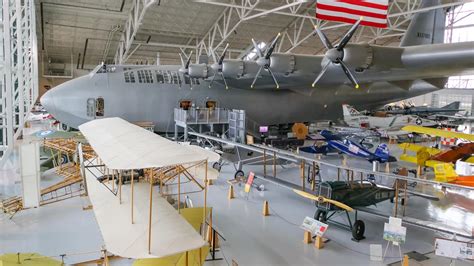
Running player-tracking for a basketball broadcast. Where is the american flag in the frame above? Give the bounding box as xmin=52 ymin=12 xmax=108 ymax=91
xmin=316 ymin=0 xmax=389 ymax=28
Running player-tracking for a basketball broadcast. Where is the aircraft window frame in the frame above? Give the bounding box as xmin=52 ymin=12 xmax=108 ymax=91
xmin=163 ymin=71 xmax=171 ymax=84
xmin=155 ymin=70 xmax=164 ymax=84
xmin=96 ymin=97 xmax=105 ymax=117
xmin=137 ymin=70 xmax=144 ymax=83
xmin=86 ymin=98 xmax=96 ymax=117
xmin=145 ymin=70 xmax=153 ymax=83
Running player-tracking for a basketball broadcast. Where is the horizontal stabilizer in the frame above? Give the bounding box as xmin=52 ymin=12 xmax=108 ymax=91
xmin=388 ymin=80 xmax=413 ymax=90
xmin=434 ymin=163 xmax=458 ymax=183
xmin=422 ymin=78 xmax=448 ymax=89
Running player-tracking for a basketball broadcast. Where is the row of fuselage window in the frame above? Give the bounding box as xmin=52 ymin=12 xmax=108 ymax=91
xmin=123 ymin=68 xmax=200 ymax=85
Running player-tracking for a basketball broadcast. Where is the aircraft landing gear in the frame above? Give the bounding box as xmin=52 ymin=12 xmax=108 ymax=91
xmin=234 ymin=170 xmax=245 ymax=180
xmin=314 ymin=209 xmax=327 ymax=222
xmin=212 ymin=162 xmax=222 ymax=171
xmin=352 ymin=220 xmax=365 ymax=241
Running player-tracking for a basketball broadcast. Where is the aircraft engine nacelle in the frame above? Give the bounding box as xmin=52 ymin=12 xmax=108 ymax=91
xmin=342 ymin=44 xmax=374 ymax=71
xmin=188 ymin=63 xmax=209 ymax=78
xmin=269 ymin=54 xmax=295 ymax=74
xmin=221 ymin=60 xmax=244 ymax=78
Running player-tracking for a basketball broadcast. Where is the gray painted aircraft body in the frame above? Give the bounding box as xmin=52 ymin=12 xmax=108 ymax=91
xmin=40 ymin=1 xmax=474 ymax=132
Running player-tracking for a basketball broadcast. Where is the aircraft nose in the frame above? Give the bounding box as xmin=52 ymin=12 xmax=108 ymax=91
xmin=40 ymin=89 xmax=56 ymax=115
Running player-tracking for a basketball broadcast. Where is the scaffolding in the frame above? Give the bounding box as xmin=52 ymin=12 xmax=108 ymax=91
xmin=174 ymin=108 xmax=244 ymax=141
xmin=0 ymin=0 xmax=39 ymax=164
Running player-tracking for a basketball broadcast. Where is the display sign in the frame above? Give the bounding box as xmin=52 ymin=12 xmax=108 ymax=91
xmin=259 ymin=126 xmax=269 ymax=133
xmin=300 ymin=216 xmax=328 ymax=237
xmin=383 ymin=217 xmax=406 ymax=244
xmin=35 ymin=129 xmax=54 ymax=138
xmin=244 ymin=172 xmax=255 ymax=193
xmin=435 ymin=238 xmax=474 ymax=260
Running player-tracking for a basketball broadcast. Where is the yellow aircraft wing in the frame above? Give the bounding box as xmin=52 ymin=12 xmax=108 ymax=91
xmin=402 ymin=125 xmax=474 ymax=141
xmin=399 ymin=154 xmax=442 ymax=168
xmin=398 ymin=143 xmax=441 ymax=155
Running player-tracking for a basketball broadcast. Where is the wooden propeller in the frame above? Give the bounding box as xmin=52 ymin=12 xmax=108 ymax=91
xmin=293 ymin=189 xmax=354 ymax=212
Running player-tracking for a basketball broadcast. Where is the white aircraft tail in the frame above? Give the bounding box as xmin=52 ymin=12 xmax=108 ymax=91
xmin=342 ymin=104 xmax=361 ymax=117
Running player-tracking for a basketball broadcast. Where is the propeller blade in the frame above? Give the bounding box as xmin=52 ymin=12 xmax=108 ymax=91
xmin=267 ymin=68 xmax=280 ymax=89
xmin=337 ymin=17 xmax=363 ymax=50
xmin=293 ymin=189 xmax=354 ymax=212
xmin=313 ymin=26 xmax=333 ymax=50
xmin=178 ymin=53 xmax=185 ymax=67
xmin=185 ymin=51 xmax=193 ymax=68
xmin=312 ymin=60 xmax=331 ymax=88
xmin=265 ymin=32 xmax=281 ymax=59
xmin=293 ymin=189 xmax=319 ymax=201
xmin=208 ymin=73 xmax=217 ymax=89
xmin=219 ymin=43 xmax=230 ymax=65
xmin=252 ymin=38 xmax=264 ymax=58
xmin=250 ymin=66 xmax=264 ymax=89
xmin=322 ymin=198 xmax=354 ymax=212
xmin=338 ymin=59 xmax=360 ymax=89
xmin=220 ymin=72 xmax=229 ymax=90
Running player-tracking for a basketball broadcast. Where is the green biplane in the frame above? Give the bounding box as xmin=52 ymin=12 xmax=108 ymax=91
xmin=295 ymin=180 xmax=395 ymax=241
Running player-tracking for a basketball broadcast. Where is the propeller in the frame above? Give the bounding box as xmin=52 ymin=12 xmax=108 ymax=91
xmin=209 ymin=43 xmax=230 ymax=89
xmin=293 ymin=189 xmax=354 ymax=212
xmin=179 ymin=51 xmax=194 ymax=88
xmin=178 ymin=50 xmax=193 ymax=75
xmin=250 ymin=32 xmax=281 ymax=89
xmin=312 ymin=18 xmax=363 ymax=89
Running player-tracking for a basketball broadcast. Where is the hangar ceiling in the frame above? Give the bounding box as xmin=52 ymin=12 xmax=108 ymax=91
xmin=37 ymin=0 xmax=464 ymax=76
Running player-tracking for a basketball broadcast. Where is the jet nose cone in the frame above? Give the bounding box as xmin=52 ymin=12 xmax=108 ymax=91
xmin=40 ymin=89 xmax=56 ymax=115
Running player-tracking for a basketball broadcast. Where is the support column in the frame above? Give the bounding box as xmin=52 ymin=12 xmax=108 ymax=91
xmin=148 ymin=168 xmax=153 ymax=254
xmin=131 ymin=169 xmax=134 ymax=224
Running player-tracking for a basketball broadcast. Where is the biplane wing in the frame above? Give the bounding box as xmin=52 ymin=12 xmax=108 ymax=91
xmin=399 ymin=143 xmax=441 ymax=155
xmin=402 ymin=125 xmax=474 ymax=141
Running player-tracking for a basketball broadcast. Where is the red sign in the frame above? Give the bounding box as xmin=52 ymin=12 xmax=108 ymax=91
xmin=244 ymin=172 xmax=255 ymax=193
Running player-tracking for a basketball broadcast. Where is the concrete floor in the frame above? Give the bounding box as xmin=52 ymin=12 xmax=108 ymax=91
xmin=0 ymin=121 xmax=473 ymax=265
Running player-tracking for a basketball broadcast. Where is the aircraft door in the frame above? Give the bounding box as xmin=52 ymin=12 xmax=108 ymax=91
xmin=87 ymin=98 xmax=96 ymax=118
xmin=206 ymin=100 xmax=217 ymax=110
xmin=179 ymin=100 xmax=192 ymax=110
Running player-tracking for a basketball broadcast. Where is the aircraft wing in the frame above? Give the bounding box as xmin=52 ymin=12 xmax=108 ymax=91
xmin=399 ymin=143 xmax=441 ymax=155
xmin=399 ymin=154 xmax=442 ymax=168
xmin=402 ymin=125 xmax=474 ymax=141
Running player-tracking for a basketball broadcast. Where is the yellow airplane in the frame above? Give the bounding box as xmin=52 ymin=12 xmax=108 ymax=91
xmin=433 ymin=163 xmax=474 ymax=187
xmin=400 ymin=126 xmax=474 ymax=167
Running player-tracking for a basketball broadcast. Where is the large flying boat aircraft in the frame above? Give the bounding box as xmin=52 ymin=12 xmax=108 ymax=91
xmin=40 ymin=1 xmax=474 ymax=132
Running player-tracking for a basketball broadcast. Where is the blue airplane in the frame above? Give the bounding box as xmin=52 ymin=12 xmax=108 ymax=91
xmin=300 ymin=130 xmax=396 ymax=163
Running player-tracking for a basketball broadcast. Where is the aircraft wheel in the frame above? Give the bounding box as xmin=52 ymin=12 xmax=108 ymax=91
xmin=352 ymin=220 xmax=365 ymax=240
xmin=314 ymin=209 xmax=327 ymax=222
xmin=234 ymin=170 xmax=244 ymax=180
xmin=212 ymin=162 xmax=221 ymax=171
xmin=60 ymin=154 xmax=69 ymax=165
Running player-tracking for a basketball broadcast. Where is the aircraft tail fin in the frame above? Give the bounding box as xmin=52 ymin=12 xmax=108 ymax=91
xmin=434 ymin=163 xmax=458 ymax=182
xmin=375 ymin=143 xmax=390 ymax=161
xmin=400 ymin=0 xmax=447 ymax=47
xmin=441 ymin=101 xmax=461 ymax=110
xmin=342 ymin=104 xmax=360 ymax=117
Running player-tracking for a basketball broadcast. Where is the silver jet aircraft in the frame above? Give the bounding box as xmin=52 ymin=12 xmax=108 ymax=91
xmin=40 ymin=1 xmax=474 ymax=132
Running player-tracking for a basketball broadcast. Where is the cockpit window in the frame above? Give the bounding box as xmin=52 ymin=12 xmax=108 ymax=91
xmin=96 ymin=64 xmax=116 ymax=74
xmin=96 ymin=97 xmax=104 ymax=117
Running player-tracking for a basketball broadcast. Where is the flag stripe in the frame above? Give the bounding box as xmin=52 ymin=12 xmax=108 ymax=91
xmin=317 ymin=9 xmax=387 ymax=24
xmin=336 ymin=0 xmax=388 ymax=10
xmin=316 ymin=13 xmax=387 ymax=28
xmin=318 ymin=0 xmax=388 ymax=14
xmin=317 ymin=3 xmax=387 ymax=19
